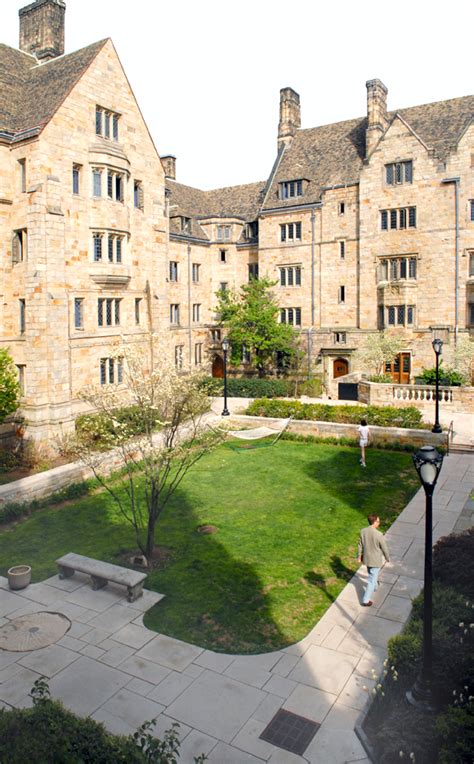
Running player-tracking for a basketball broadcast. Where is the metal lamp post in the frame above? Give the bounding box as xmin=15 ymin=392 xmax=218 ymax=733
xmin=431 ymin=338 xmax=443 ymax=434
xmin=221 ymin=338 xmax=230 ymax=416
xmin=406 ymin=445 xmax=444 ymax=712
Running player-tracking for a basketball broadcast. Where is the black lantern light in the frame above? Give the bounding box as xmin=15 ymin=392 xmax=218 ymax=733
xmin=431 ymin=338 xmax=443 ymax=434
xmin=221 ymin=338 xmax=230 ymax=417
xmin=406 ymin=445 xmax=444 ymax=711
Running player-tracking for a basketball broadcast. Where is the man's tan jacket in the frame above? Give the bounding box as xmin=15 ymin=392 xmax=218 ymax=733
xmin=358 ymin=525 xmax=390 ymax=568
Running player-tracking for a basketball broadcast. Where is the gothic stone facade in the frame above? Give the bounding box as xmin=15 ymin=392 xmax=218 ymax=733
xmin=1 ymin=0 xmax=473 ymax=440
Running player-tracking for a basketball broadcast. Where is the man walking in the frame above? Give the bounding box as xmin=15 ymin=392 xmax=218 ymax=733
xmin=357 ymin=514 xmax=390 ymax=606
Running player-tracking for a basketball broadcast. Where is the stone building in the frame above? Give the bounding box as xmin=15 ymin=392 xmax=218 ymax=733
xmin=0 ymin=0 xmax=473 ymax=440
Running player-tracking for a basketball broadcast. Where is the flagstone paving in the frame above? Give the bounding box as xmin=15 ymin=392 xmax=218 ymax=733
xmin=0 ymin=453 xmax=472 ymax=763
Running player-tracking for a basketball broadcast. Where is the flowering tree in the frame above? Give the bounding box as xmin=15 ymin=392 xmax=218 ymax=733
xmin=352 ymin=332 xmax=406 ymax=376
xmin=64 ymin=345 xmax=223 ymax=565
xmin=0 ymin=348 xmax=20 ymax=424
xmin=453 ymin=336 xmax=474 ymax=385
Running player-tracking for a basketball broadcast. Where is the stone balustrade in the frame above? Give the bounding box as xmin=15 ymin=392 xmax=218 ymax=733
xmin=359 ymin=381 xmax=474 ymax=413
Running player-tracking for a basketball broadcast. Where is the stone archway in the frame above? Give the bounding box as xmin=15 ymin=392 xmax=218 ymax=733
xmin=212 ymin=355 xmax=224 ymax=378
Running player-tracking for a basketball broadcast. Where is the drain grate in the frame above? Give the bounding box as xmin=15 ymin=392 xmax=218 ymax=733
xmin=259 ymin=708 xmax=320 ymax=755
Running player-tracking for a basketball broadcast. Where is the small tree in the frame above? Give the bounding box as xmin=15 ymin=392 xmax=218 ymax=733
xmin=0 ymin=348 xmax=20 ymax=424
xmin=352 ymin=331 xmax=406 ymax=376
xmin=64 ymin=345 xmax=223 ymax=565
xmin=453 ymin=336 xmax=474 ymax=385
xmin=216 ymin=278 xmax=297 ymax=377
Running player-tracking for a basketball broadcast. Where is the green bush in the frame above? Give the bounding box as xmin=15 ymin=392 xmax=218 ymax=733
xmin=76 ymin=405 xmax=162 ymax=447
xmin=297 ymin=376 xmax=323 ymax=397
xmin=197 ymin=376 xmax=223 ymax=396
xmin=433 ymin=528 xmax=474 ymax=599
xmin=0 ymin=481 xmax=91 ymax=526
xmin=368 ymin=373 xmax=392 ymax=383
xmin=0 ymin=678 xmax=205 ymax=763
xmin=245 ymin=398 xmax=424 ymax=429
xmin=388 ymin=583 xmax=473 ymax=705
xmin=436 ymin=704 xmax=474 ymax=764
xmin=417 ymin=363 xmax=464 ymax=386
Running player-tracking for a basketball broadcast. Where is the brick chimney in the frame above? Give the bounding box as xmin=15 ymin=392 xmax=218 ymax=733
xmin=161 ymin=155 xmax=176 ymax=180
xmin=366 ymin=79 xmax=388 ymax=156
xmin=19 ymin=0 xmax=66 ymax=61
xmin=278 ymin=87 xmax=301 ymax=151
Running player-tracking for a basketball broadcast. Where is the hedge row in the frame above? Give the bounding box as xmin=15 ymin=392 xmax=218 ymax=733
xmin=199 ymin=376 xmax=323 ymax=398
xmin=245 ymin=398 xmax=425 ymax=429
xmin=0 ymin=481 xmax=91 ymax=526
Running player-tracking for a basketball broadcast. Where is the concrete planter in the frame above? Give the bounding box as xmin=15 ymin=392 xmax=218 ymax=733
xmin=7 ymin=564 xmax=32 ymax=590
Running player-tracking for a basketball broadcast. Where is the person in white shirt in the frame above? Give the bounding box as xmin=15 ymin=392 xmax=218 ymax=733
xmin=357 ymin=418 xmax=369 ymax=467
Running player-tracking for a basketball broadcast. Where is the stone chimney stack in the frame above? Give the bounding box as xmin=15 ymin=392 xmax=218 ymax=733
xmin=161 ymin=155 xmax=176 ymax=180
xmin=19 ymin=0 xmax=66 ymax=62
xmin=278 ymin=87 xmax=301 ymax=151
xmin=366 ymin=79 xmax=388 ymax=157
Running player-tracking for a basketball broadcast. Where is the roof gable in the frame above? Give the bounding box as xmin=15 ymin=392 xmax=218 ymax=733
xmin=0 ymin=39 xmax=107 ymax=137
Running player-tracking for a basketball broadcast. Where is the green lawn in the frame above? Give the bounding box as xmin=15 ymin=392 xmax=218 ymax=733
xmin=0 ymin=442 xmax=419 ymax=653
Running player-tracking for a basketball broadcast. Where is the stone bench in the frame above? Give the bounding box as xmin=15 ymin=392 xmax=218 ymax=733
xmin=55 ymin=552 xmax=147 ymax=602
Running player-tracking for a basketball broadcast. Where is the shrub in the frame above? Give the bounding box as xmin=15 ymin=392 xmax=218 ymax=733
xmin=417 ymin=363 xmax=464 ymax=386
xmin=297 ymin=376 xmax=323 ymax=397
xmin=368 ymin=373 xmax=392 ymax=383
xmin=0 ymin=481 xmax=91 ymax=526
xmin=388 ymin=582 xmax=473 ymax=705
xmin=0 ymin=678 xmax=206 ymax=763
xmin=436 ymin=704 xmax=474 ymax=764
xmin=197 ymin=376 xmax=223 ymax=396
xmin=245 ymin=398 xmax=424 ymax=429
xmin=433 ymin=528 xmax=474 ymax=599
xmin=76 ymin=405 xmax=162 ymax=447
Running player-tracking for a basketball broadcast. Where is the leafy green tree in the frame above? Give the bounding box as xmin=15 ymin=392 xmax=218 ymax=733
xmin=0 ymin=348 xmax=20 ymax=423
xmin=216 ymin=278 xmax=298 ymax=377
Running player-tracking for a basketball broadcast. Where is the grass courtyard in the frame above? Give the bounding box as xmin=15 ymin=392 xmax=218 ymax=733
xmin=0 ymin=441 xmax=419 ymax=653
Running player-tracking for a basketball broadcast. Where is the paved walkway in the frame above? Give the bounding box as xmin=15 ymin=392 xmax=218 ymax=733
xmin=0 ymin=454 xmax=472 ymax=763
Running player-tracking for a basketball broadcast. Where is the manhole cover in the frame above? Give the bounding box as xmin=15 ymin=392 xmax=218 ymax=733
xmin=259 ymin=709 xmax=320 ymax=755
xmin=0 ymin=612 xmax=71 ymax=652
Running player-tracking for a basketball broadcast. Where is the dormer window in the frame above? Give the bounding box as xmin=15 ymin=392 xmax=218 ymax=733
xmin=385 ymin=161 xmax=413 ymax=185
xmin=280 ymin=180 xmax=304 ymax=200
xmin=279 ymin=180 xmax=304 ymax=200
xmin=246 ymin=221 xmax=259 ymax=240
xmin=181 ymin=217 xmax=191 ymax=233
xmin=217 ymin=225 xmax=231 ymax=241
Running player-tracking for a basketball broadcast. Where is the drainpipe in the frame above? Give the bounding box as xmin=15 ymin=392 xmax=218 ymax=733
xmin=311 ymin=207 xmax=316 ymax=326
xmin=441 ymin=177 xmax=460 ymax=347
xmin=187 ymin=243 xmax=192 ymax=370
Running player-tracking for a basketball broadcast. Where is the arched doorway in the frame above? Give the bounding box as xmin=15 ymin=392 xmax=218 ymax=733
xmin=333 ymin=358 xmax=349 ymax=378
xmin=212 ymin=354 xmax=224 ymax=378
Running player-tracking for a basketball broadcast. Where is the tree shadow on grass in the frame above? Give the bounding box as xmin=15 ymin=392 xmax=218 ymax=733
xmin=304 ymin=555 xmax=358 ymax=605
xmin=142 ymin=487 xmax=288 ymax=655
xmin=302 ymin=447 xmax=418 ymax=529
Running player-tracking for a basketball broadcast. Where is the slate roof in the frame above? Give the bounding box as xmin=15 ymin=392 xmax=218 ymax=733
xmin=264 ymin=95 xmax=474 ymax=210
xmin=0 ymin=39 xmax=107 ymax=136
xmin=166 ymin=179 xmax=266 ymax=231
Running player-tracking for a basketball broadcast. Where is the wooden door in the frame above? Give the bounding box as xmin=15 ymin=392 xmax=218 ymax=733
xmin=385 ymin=353 xmax=410 ymax=383
xmin=212 ymin=355 xmax=224 ymax=378
xmin=333 ymin=358 xmax=349 ymax=378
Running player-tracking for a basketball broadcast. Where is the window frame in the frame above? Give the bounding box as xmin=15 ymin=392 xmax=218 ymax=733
xmin=385 ymin=160 xmax=413 ymax=186
xmin=12 ymin=228 xmax=27 ymax=265
xmin=170 ymin=303 xmax=180 ymax=325
xmin=192 ymin=263 xmax=200 ymax=283
xmin=74 ymin=297 xmax=84 ymax=330
xmin=169 ymin=261 xmax=178 ymax=282
xmin=72 ymin=163 xmax=81 ymax=195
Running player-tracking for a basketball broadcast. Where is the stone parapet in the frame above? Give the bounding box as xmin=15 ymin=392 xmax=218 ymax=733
xmin=359 ymin=381 xmax=474 ymax=413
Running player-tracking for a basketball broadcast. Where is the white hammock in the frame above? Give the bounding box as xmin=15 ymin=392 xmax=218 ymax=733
xmin=222 ymin=416 xmax=292 ymax=444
